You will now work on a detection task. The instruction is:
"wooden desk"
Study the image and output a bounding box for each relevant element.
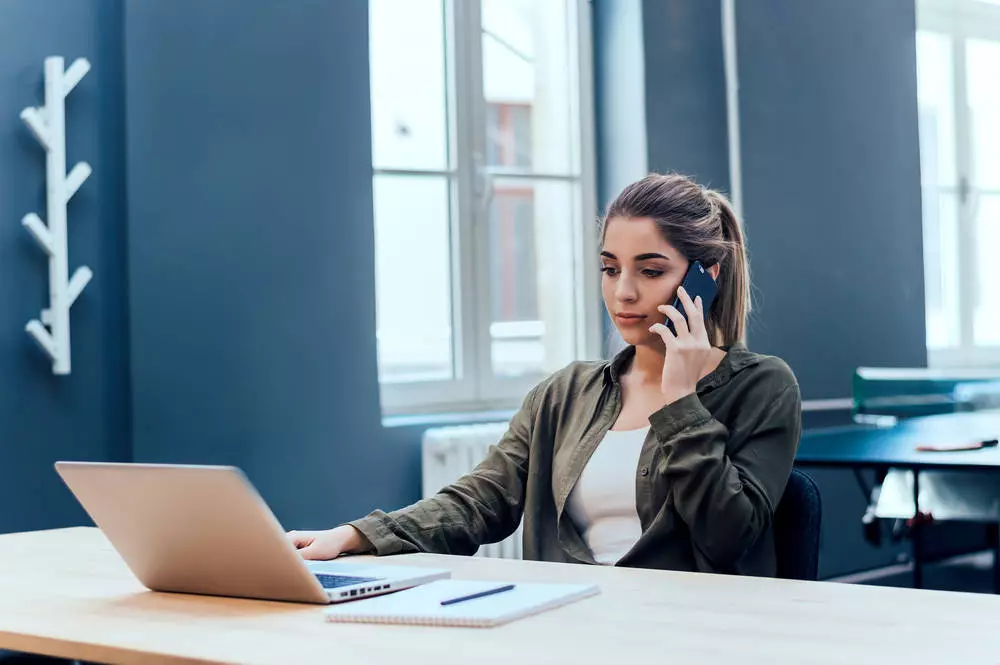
[1,528,999,665]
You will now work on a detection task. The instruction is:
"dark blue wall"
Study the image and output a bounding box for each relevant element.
[737,0,927,401]
[594,0,731,208]
[0,0,130,533]
[735,0,929,578]
[123,0,412,529]
[641,0,730,192]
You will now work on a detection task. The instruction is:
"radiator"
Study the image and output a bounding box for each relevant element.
[421,423,524,560]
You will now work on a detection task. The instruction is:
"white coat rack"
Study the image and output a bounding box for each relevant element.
[20,56,93,375]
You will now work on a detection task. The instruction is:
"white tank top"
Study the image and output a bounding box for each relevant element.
[565,426,649,565]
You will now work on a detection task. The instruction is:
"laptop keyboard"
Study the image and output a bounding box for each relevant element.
[314,573,380,589]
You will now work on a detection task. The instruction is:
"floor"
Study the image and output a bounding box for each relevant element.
[831,550,997,594]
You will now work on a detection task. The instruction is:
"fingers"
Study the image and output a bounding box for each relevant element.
[648,322,677,350]
[288,530,345,560]
[301,538,345,561]
[656,303,689,337]
[675,286,708,340]
[287,530,313,549]
[299,543,327,560]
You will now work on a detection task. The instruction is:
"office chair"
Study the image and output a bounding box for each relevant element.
[773,468,822,581]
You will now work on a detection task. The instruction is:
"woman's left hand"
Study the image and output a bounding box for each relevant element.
[649,286,714,405]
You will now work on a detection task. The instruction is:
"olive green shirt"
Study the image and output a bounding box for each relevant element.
[351,343,802,576]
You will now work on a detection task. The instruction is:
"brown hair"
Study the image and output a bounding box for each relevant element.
[601,173,750,346]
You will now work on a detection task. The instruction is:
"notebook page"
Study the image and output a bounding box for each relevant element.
[324,579,600,627]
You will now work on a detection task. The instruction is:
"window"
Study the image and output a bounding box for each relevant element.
[369,0,600,414]
[917,0,1000,367]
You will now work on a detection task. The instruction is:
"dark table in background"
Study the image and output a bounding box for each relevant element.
[796,411,1000,590]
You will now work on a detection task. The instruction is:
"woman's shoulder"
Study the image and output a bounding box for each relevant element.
[728,345,799,396]
[521,358,609,409]
[746,352,797,383]
[542,358,609,391]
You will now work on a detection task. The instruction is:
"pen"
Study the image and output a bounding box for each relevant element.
[440,584,516,606]
[915,439,999,452]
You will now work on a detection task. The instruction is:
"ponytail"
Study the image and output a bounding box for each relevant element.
[704,190,750,345]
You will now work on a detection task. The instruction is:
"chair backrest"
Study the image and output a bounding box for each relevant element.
[773,468,822,581]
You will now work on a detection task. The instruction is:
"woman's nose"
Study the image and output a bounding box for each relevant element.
[616,276,638,302]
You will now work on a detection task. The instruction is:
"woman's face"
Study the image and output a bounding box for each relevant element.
[600,216,689,347]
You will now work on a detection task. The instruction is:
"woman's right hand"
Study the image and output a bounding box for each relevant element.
[287,525,370,560]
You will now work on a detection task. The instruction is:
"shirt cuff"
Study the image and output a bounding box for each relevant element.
[347,511,396,555]
[648,392,713,441]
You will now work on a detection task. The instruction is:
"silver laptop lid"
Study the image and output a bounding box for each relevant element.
[54,462,330,604]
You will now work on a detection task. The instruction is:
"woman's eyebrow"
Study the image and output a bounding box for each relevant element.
[600,251,670,261]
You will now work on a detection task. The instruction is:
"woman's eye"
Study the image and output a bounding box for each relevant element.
[599,266,619,276]
[642,269,665,278]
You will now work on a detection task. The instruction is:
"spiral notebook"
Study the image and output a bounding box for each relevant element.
[324,579,599,628]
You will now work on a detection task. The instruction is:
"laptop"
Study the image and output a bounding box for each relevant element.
[54,461,450,604]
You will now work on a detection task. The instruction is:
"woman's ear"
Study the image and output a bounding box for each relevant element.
[707,263,721,280]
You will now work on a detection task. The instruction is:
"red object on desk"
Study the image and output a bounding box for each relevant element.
[915,439,999,452]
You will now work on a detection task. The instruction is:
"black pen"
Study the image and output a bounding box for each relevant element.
[440,584,516,606]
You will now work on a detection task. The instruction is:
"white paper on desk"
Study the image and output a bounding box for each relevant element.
[324,579,600,628]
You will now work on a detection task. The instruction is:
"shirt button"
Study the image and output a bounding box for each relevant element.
[640,465,649,477]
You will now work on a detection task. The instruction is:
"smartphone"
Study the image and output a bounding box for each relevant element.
[665,260,718,335]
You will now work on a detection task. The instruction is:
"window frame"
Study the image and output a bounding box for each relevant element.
[918,0,1000,368]
[374,0,602,415]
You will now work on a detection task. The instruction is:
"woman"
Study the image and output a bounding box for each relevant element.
[289,173,801,576]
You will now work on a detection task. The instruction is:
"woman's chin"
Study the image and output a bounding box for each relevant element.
[616,327,657,347]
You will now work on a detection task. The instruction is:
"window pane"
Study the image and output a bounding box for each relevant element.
[973,194,1000,346]
[486,103,533,168]
[923,187,961,349]
[373,175,453,382]
[967,38,1000,189]
[481,0,578,175]
[916,31,957,186]
[487,178,578,377]
[370,0,449,171]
